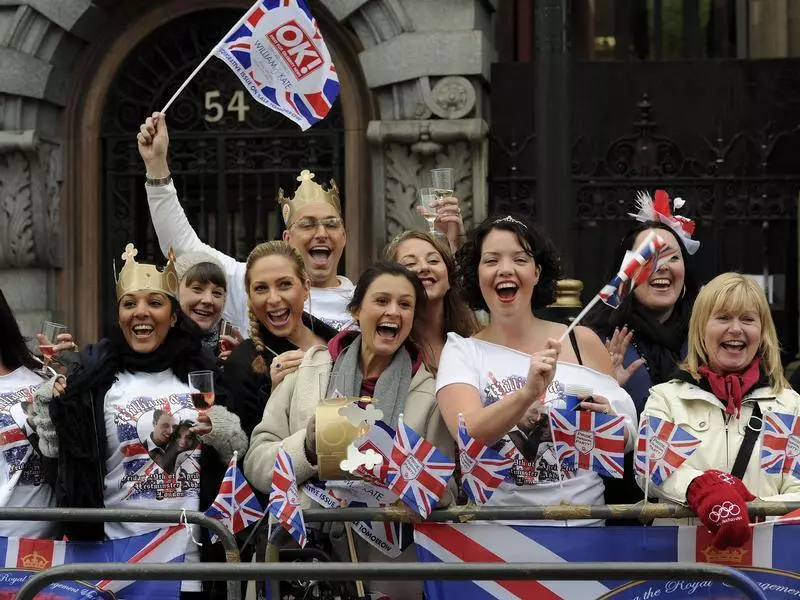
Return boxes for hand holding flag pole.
[558,232,673,343]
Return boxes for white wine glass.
[417,187,438,235]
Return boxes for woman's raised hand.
[523,338,561,403]
[606,326,645,387]
[269,349,305,388]
[136,112,170,177]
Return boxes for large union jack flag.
[457,414,513,504]
[598,232,672,308]
[548,409,626,479]
[634,415,701,486]
[385,417,455,519]
[268,446,307,547]
[214,0,340,130]
[205,452,264,543]
[760,411,800,477]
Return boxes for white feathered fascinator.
[628,190,700,255]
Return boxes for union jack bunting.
[268,446,307,547]
[385,417,455,519]
[205,452,265,543]
[634,415,701,486]
[214,0,340,130]
[760,411,800,477]
[548,409,626,479]
[457,414,513,503]
[598,232,670,308]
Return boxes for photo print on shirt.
[116,394,201,501]
[0,386,45,486]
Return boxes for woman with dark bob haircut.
[437,215,636,524]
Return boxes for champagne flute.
[39,321,68,364]
[189,370,215,409]
[430,168,454,200]
[218,320,238,353]
[418,187,438,235]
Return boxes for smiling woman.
[637,273,800,550]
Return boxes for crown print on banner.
[278,169,341,225]
[115,243,179,301]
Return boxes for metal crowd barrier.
[14,561,769,600]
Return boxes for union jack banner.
[205,452,265,543]
[457,414,513,503]
[548,408,626,479]
[385,417,455,519]
[634,415,701,486]
[268,446,307,547]
[214,0,340,130]
[760,411,800,477]
[598,232,670,308]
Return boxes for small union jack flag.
[385,416,455,519]
[760,411,800,477]
[214,0,340,130]
[205,452,265,543]
[457,414,513,503]
[268,446,307,547]
[599,232,671,308]
[548,409,626,479]
[635,415,701,486]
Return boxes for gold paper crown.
[115,243,179,301]
[278,169,341,225]
[22,550,50,570]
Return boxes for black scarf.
[627,303,687,385]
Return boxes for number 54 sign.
[204,90,250,123]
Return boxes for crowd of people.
[0,111,799,599]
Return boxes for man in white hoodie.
[136,112,354,336]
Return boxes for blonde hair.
[244,241,308,375]
[683,272,787,393]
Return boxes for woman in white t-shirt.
[39,245,248,599]
[436,215,637,524]
[0,289,68,539]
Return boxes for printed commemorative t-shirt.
[0,367,56,538]
[102,370,201,586]
[305,277,355,331]
[436,333,636,525]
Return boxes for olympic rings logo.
[715,472,736,486]
[709,501,740,523]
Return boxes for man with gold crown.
[136,112,354,336]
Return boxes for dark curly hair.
[455,215,563,312]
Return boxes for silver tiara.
[493,215,528,228]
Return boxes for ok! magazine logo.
[267,20,324,80]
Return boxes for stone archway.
[60,0,375,342]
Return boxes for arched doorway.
[61,0,374,341]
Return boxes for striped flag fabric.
[268,446,307,547]
[457,414,513,504]
[548,409,626,479]
[634,415,701,486]
[760,411,800,477]
[598,232,670,308]
[205,452,264,543]
[214,0,340,130]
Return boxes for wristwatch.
[145,173,173,186]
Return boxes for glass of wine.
[430,168,454,200]
[417,187,438,235]
[189,370,215,409]
[218,320,237,353]
[39,321,68,364]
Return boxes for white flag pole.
[229,451,238,534]
[558,295,601,343]
[643,417,651,504]
[160,4,256,114]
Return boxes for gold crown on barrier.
[278,169,341,226]
[21,550,49,570]
[115,243,179,301]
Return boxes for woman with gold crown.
[34,244,249,599]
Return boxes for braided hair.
[244,241,308,375]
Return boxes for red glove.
[687,470,754,550]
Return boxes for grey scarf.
[325,334,413,427]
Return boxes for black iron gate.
[100,8,344,330]
[489,60,800,359]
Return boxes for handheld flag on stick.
[558,232,673,342]
[760,411,800,477]
[457,414,513,504]
[205,451,265,543]
[549,409,626,479]
[268,446,307,547]
[162,0,340,131]
[634,415,701,486]
[385,414,455,519]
